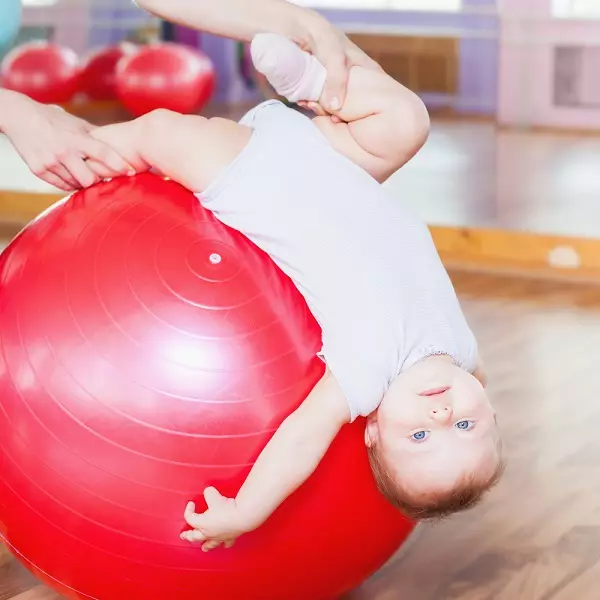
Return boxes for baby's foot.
[250,33,327,105]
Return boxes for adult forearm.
[135,0,323,45]
[0,89,26,133]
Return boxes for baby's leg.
[252,34,430,183]
[91,110,252,193]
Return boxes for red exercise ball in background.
[80,42,138,101]
[116,43,216,116]
[0,174,414,600]
[0,41,81,104]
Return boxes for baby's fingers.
[201,538,236,552]
[201,540,222,552]
[180,529,207,543]
[183,501,204,529]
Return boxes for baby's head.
[366,354,504,520]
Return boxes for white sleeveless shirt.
[198,100,478,421]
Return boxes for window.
[553,0,600,19]
[290,0,462,11]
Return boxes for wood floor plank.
[12,588,62,600]
[0,545,11,569]
[0,557,37,600]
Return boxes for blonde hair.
[367,440,505,521]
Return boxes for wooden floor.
[2,270,600,599]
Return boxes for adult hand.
[1,92,133,192]
[300,16,384,112]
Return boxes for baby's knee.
[388,88,431,155]
[138,109,209,138]
[139,108,177,129]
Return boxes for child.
[89,32,504,552]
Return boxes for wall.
[499,0,600,129]
[19,0,158,55]
[88,0,154,49]
[21,0,88,55]
[320,0,499,115]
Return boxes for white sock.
[250,33,327,104]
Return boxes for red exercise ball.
[80,42,138,101]
[0,174,413,600]
[0,41,80,104]
[116,43,215,116]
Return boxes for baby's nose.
[429,406,453,422]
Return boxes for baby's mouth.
[418,386,450,397]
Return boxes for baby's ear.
[364,413,379,448]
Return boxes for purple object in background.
[199,33,239,104]
[174,24,200,47]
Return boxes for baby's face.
[367,355,499,496]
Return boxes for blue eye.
[411,431,429,442]
[456,420,475,431]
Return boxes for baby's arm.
[181,369,350,551]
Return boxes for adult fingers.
[60,155,98,188]
[38,170,75,192]
[50,163,81,190]
[81,138,133,175]
[319,50,348,112]
[26,153,77,191]
[84,158,127,181]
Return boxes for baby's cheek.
[379,387,424,424]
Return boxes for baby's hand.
[298,100,344,124]
[180,487,248,552]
